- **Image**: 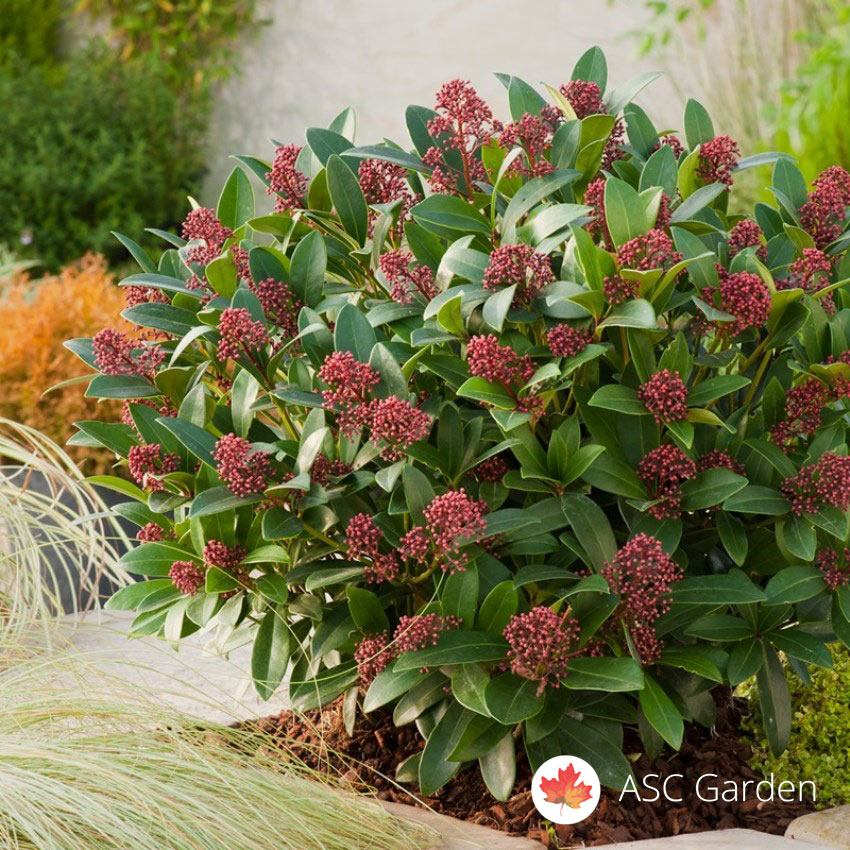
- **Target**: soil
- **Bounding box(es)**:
[244,693,815,847]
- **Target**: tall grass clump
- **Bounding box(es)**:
[0,648,438,850]
[0,419,129,645]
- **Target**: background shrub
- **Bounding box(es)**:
[80,0,259,87]
[0,254,126,471]
[745,647,850,807]
[0,0,63,68]
[0,52,206,270]
[0,0,256,271]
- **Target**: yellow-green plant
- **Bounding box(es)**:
[744,644,850,807]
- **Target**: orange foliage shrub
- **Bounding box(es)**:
[0,254,129,471]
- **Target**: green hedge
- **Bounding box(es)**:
[0,51,206,269]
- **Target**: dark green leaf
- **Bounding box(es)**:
[683,98,715,149]
[756,642,791,756]
[327,154,368,244]
[394,631,509,671]
[563,657,644,691]
[484,673,544,723]
[290,230,326,307]
[679,469,748,511]
[639,674,683,749]
[334,302,377,363]
[217,166,254,230]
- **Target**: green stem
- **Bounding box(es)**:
[302,523,345,552]
[741,350,772,408]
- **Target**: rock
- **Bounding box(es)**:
[787,806,850,848]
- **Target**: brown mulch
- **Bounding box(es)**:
[243,692,814,847]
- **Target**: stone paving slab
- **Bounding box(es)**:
[786,806,849,848]
[57,610,288,724]
[603,827,829,849]
[377,801,538,850]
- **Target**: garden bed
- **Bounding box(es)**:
[245,693,814,847]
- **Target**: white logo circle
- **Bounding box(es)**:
[531,755,601,825]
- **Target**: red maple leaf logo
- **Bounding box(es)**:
[539,762,594,813]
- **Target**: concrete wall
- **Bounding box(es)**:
[202,0,685,203]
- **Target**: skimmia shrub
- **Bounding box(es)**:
[70,46,850,799]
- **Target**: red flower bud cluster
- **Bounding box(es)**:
[318,351,380,408]
[124,285,169,309]
[358,158,412,206]
[616,229,682,271]
[266,144,307,212]
[770,379,831,449]
[127,443,180,492]
[379,250,437,304]
[603,273,638,305]
[466,335,542,419]
[369,396,432,460]
[398,526,430,564]
[560,79,624,169]
[424,80,500,195]
[393,612,462,655]
[503,606,582,694]
[472,455,509,483]
[355,611,464,684]
[782,248,834,314]
[93,328,164,378]
[249,278,302,339]
[364,553,400,585]
[318,351,381,436]
[800,165,850,249]
[399,489,488,574]
[638,369,689,424]
[425,489,488,553]
[547,324,592,358]
[203,539,247,571]
[310,454,350,486]
[169,560,206,596]
[231,244,252,284]
[601,533,683,664]
[653,134,684,160]
[817,548,850,590]
[498,112,559,177]
[121,399,177,430]
[655,192,673,230]
[466,334,535,385]
[345,513,383,561]
[782,452,850,515]
[728,219,766,259]
[637,444,697,519]
[136,522,175,543]
[584,178,610,246]
[182,207,233,267]
[696,135,740,186]
[213,433,274,497]
[217,308,269,361]
[715,271,771,335]
[482,244,555,308]
[698,449,745,476]
[353,633,393,684]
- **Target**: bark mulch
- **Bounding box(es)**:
[243,693,814,847]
